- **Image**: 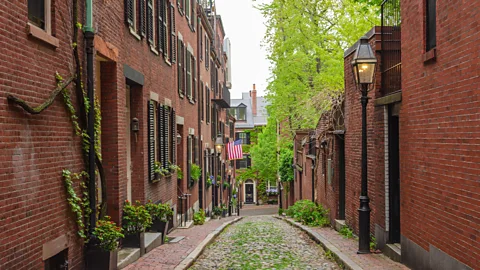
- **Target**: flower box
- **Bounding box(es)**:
[122,232,145,250]
[85,246,118,270]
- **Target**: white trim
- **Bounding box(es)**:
[243,179,256,204]
[45,0,52,34]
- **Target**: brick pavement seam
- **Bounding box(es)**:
[276,216,363,270]
[174,217,243,270]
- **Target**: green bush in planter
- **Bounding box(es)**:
[93,216,124,251]
[191,164,201,181]
[286,200,329,227]
[193,209,206,225]
[223,182,230,190]
[145,201,174,222]
[212,206,222,216]
[122,200,152,234]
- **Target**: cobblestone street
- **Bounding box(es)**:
[190,216,339,270]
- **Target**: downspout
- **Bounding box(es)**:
[311,159,315,203]
[84,0,96,239]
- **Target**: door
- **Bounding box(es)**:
[126,85,132,202]
[338,135,346,220]
[245,182,254,203]
[388,105,401,243]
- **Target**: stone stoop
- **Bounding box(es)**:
[334,219,346,232]
[177,220,194,229]
[117,248,140,269]
[117,232,164,269]
[385,243,402,263]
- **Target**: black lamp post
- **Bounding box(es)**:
[214,134,224,208]
[351,36,377,254]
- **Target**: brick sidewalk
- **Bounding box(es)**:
[283,217,409,270]
[124,217,236,270]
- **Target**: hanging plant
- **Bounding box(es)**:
[190,164,201,181]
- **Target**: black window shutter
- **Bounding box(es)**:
[193,57,197,101]
[236,159,240,169]
[184,44,188,96]
[148,101,155,182]
[171,108,176,164]
[139,0,146,37]
[235,132,239,141]
[246,132,251,144]
[247,155,251,168]
[194,136,199,165]
[163,106,169,169]
[177,38,182,95]
[126,0,135,28]
[190,0,195,28]
[187,136,192,187]
[158,105,164,168]
[157,0,164,53]
[147,0,154,44]
[170,4,176,63]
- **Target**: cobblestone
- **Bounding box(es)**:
[190,216,339,270]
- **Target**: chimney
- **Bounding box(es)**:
[251,84,257,116]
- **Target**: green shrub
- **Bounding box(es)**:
[93,216,124,251]
[286,200,329,227]
[212,206,222,216]
[145,201,173,222]
[278,208,284,215]
[122,200,152,234]
[339,225,354,239]
[193,209,206,225]
[191,164,201,181]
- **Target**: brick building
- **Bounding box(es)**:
[1,0,232,268]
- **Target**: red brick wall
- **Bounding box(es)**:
[400,0,480,268]
[0,1,85,269]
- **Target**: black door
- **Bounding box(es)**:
[245,184,254,203]
[388,105,401,243]
[338,136,346,220]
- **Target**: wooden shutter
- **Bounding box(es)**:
[157,0,165,53]
[139,0,146,37]
[147,0,154,44]
[177,38,182,95]
[206,87,210,123]
[194,136,199,165]
[187,136,192,187]
[200,82,204,120]
[163,106,169,169]
[193,57,197,101]
[170,4,176,63]
[148,101,155,182]
[183,44,187,96]
[246,132,251,144]
[190,0,195,28]
[186,50,191,97]
[199,28,203,61]
[171,108,176,164]
[126,0,135,28]
[158,105,165,168]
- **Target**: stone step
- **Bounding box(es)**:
[117,247,140,269]
[144,232,163,253]
[385,243,402,262]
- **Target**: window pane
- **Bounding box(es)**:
[238,107,246,121]
[28,0,45,29]
[239,132,247,144]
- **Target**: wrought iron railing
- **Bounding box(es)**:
[381,0,401,96]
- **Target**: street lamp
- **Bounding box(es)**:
[351,36,377,254]
[215,134,224,154]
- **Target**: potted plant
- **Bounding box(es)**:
[193,209,206,225]
[145,201,173,243]
[216,175,221,186]
[122,200,152,251]
[223,182,230,190]
[191,163,201,182]
[212,206,222,219]
[220,203,228,217]
[206,177,213,188]
[153,161,162,180]
[86,216,124,270]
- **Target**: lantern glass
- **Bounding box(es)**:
[353,62,376,84]
[215,135,224,154]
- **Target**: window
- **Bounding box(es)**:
[28,0,51,33]
[199,28,203,61]
[186,50,192,98]
[426,0,436,51]
[185,0,190,20]
[236,155,250,169]
[178,39,185,96]
[157,0,168,56]
[205,36,209,70]
[206,86,210,123]
[238,132,247,144]
[200,82,204,120]
[148,101,176,181]
[170,3,176,63]
[189,0,195,29]
[230,107,246,121]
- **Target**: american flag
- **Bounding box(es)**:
[227,139,243,160]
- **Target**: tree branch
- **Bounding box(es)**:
[7,77,75,114]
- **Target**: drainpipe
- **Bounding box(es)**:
[85,0,96,239]
[311,159,315,203]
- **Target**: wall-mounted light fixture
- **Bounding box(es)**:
[176,133,182,145]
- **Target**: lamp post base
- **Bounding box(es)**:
[357,195,371,254]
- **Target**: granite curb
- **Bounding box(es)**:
[174,217,244,270]
[276,216,363,270]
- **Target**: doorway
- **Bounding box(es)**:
[388,104,400,243]
[245,180,254,204]
[338,135,346,220]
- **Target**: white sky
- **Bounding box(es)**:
[215,0,271,99]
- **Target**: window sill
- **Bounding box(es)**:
[179,92,184,99]
[188,96,195,104]
[129,27,142,41]
[27,23,59,48]
[164,58,172,66]
[150,46,159,55]
[423,48,436,63]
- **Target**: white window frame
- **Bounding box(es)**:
[28,0,52,34]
